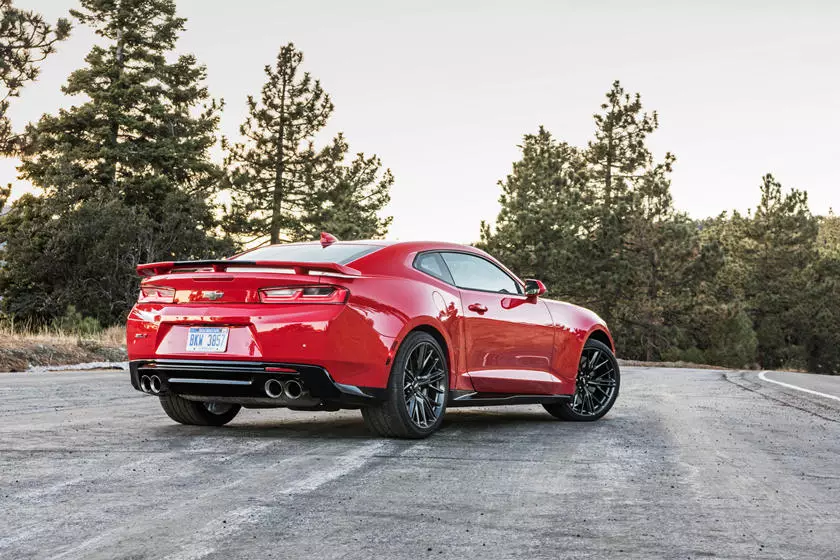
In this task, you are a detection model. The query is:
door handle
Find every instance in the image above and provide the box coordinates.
[468,303,488,314]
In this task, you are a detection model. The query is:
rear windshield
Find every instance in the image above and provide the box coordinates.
[233,243,381,265]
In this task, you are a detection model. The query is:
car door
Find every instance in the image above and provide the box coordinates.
[438,252,559,395]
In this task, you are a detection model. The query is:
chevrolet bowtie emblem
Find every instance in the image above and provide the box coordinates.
[201,290,224,300]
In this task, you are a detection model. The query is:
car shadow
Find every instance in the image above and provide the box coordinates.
[150,406,598,441]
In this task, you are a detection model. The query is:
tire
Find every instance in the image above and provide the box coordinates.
[362,331,449,439]
[544,338,620,421]
[159,393,241,426]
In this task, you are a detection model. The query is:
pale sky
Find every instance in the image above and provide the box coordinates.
[3,0,838,242]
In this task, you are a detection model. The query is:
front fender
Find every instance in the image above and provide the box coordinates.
[542,299,613,387]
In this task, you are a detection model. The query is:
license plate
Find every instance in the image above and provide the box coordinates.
[186,327,229,353]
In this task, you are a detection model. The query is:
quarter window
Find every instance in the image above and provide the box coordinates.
[414,252,454,284]
[440,252,521,294]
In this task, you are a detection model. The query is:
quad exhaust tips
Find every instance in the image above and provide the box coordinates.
[140,375,162,395]
[263,378,307,400]
[140,374,306,400]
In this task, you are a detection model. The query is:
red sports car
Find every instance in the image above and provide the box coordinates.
[127,234,619,438]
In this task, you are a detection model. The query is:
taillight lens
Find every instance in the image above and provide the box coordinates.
[139,286,176,303]
[259,285,349,304]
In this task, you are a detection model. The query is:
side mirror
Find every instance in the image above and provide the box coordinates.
[524,279,547,297]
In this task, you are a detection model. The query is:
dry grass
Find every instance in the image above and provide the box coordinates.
[0,325,127,372]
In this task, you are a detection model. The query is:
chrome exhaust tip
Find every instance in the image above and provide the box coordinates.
[284,379,305,400]
[140,375,152,393]
[264,379,284,399]
[149,375,162,395]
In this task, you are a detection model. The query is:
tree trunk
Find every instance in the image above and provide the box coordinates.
[108,28,124,194]
[269,68,288,245]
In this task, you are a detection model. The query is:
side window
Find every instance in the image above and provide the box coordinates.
[414,252,454,284]
[440,252,521,294]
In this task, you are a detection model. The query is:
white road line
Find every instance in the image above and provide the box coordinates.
[758,371,840,403]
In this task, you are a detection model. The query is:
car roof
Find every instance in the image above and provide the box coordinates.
[239,240,519,282]
[254,240,480,252]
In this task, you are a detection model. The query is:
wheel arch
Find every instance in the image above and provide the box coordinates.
[411,324,450,363]
[586,328,614,353]
[391,320,457,388]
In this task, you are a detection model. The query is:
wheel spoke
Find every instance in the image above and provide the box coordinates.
[590,385,609,397]
[588,378,615,387]
[592,359,610,373]
[420,353,437,376]
[420,396,435,425]
[588,350,601,370]
[420,344,433,371]
[417,395,427,426]
[591,367,615,381]
[411,345,423,373]
[421,368,445,386]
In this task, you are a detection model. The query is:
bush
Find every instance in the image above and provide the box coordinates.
[50,305,101,336]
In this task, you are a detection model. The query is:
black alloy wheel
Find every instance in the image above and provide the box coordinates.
[361,331,449,438]
[544,338,620,421]
[403,341,448,428]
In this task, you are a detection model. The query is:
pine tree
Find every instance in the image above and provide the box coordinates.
[817,210,840,257]
[582,81,676,328]
[293,133,393,241]
[225,43,392,244]
[0,0,230,324]
[0,0,70,153]
[481,82,717,362]
[728,175,819,369]
[804,252,840,373]
[21,0,223,212]
[478,126,589,300]
[578,81,717,360]
[224,43,332,244]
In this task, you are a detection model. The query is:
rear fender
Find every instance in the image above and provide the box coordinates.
[391,316,471,391]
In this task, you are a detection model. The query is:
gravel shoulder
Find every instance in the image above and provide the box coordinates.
[1,367,838,559]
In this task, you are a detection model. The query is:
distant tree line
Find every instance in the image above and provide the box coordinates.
[0,0,392,326]
[0,1,837,374]
[479,81,840,373]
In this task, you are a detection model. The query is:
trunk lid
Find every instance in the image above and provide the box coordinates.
[137,261,359,305]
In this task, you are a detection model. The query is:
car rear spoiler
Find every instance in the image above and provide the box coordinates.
[136,260,362,277]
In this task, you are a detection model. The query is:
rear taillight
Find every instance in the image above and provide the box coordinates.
[259,285,349,304]
[139,286,175,303]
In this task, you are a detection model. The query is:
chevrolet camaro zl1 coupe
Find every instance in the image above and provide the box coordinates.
[127,233,620,438]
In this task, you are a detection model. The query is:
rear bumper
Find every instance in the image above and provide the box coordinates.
[130,359,386,408]
[126,303,396,389]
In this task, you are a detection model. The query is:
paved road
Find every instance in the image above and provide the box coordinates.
[1,367,838,560]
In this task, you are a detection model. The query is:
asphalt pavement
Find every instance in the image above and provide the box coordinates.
[1,366,838,559]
